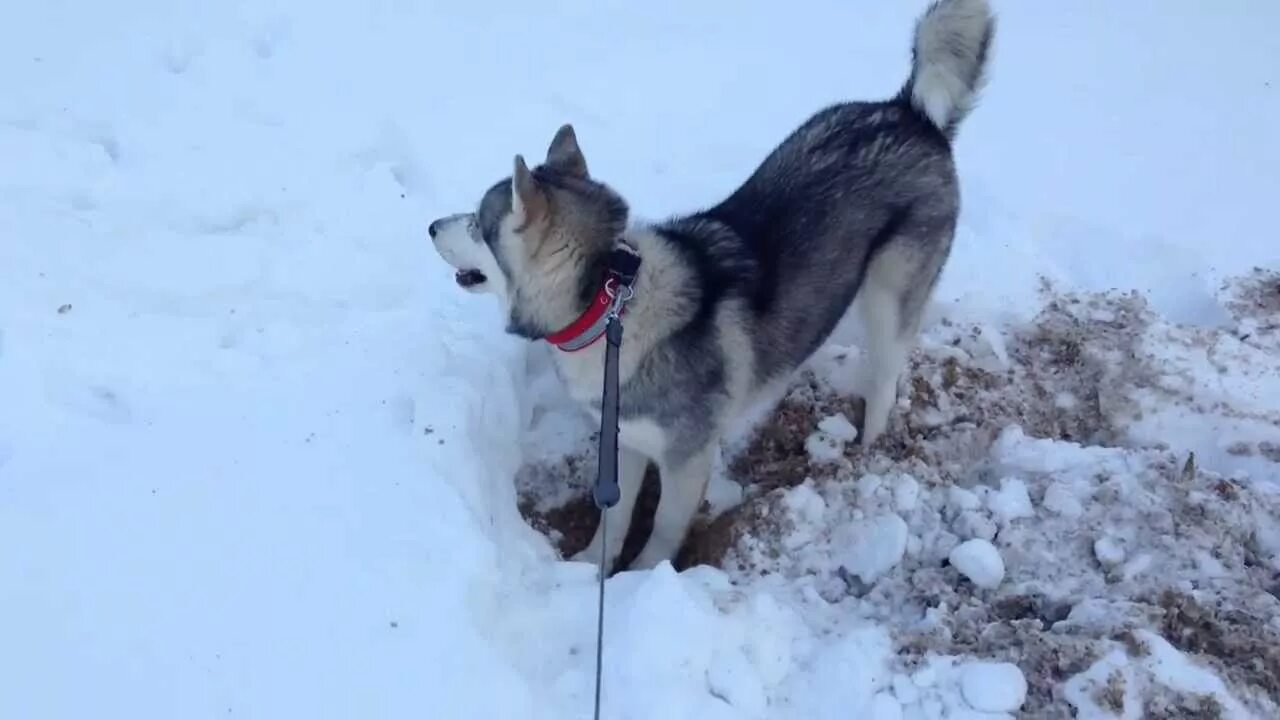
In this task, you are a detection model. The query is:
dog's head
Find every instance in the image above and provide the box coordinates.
[428,125,628,338]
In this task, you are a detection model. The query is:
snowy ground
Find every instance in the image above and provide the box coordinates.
[2,1,1278,719]
[521,273,1280,718]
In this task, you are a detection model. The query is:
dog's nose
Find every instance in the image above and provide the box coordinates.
[428,219,440,239]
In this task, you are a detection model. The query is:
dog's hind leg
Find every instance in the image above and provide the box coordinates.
[570,446,649,574]
[629,445,713,571]
[857,281,910,446]
[856,242,944,446]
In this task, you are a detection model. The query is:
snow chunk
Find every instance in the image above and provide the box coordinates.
[806,413,858,463]
[1120,553,1154,582]
[976,322,1010,368]
[1093,536,1126,568]
[857,473,885,500]
[993,425,1126,474]
[948,485,981,512]
[949,539,1006,589]
[781,483,827,551]
[987,477,1034,524]
[892,474,921,512]
[954,511,998,541]
[818,413,858,443]
[836,514,909,583]
[705,474,744,516]
[960,661,1027,713]
[1042,483,1084,518]
[805,431,843,463]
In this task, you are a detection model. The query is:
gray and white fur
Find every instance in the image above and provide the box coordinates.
[429,0,995,573]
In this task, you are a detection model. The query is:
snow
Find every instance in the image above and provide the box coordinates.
[984,477,1034,526]
[818,413,859,444]
[782,626,894,718]
[835,514,910,584]
[959,661,1027,713]
[3,0,1279,719]
[948,539,1007,590]
[1093,536,1127,569]
[892,474,922,513]
[1042,482,1085,519]
[948,486,982,512]
[804,430,845,464]
[805,413,858,463]
[1064,631,1254,720]
[868,692,905,720]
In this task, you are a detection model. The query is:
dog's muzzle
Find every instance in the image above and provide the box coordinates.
[428,213,490,290]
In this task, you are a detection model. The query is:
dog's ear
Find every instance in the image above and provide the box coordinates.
[545,124,588,178]
[511,154,548,228]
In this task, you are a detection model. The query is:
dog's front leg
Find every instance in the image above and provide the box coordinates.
[569,446,648,574]
[630,445,713,571]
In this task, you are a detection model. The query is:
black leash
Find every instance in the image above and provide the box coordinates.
[589,245,639,720]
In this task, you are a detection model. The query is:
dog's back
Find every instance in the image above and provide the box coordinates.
[677,0,995,391]
[704,101,959,379]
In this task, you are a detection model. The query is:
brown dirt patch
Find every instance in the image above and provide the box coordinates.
[521,462,759,573]
[1222,267,1280,331]
[1155,590,1280,706]
[1143,689,1225,719]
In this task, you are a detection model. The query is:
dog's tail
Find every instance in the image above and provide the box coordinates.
[901,0,995,139]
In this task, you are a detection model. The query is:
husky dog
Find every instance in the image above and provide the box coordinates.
[429,0,995,572]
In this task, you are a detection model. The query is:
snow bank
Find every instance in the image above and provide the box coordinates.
[0,1,557,716]
[0,127,550,717]
[0,3,899,716]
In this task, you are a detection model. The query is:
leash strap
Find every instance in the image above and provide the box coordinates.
[593,502,611,720]
[593,315,623,509]
[593,313,623,720]
[591,246,637,720]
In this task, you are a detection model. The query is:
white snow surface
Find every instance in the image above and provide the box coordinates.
[2,1,1279,719]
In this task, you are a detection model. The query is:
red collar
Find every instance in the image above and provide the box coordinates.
[544,246,641,352]
[544,283,620,352]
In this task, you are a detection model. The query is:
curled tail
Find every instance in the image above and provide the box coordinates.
[903,0,995,139]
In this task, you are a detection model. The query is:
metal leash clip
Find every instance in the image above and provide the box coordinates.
[603,278,635,320]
